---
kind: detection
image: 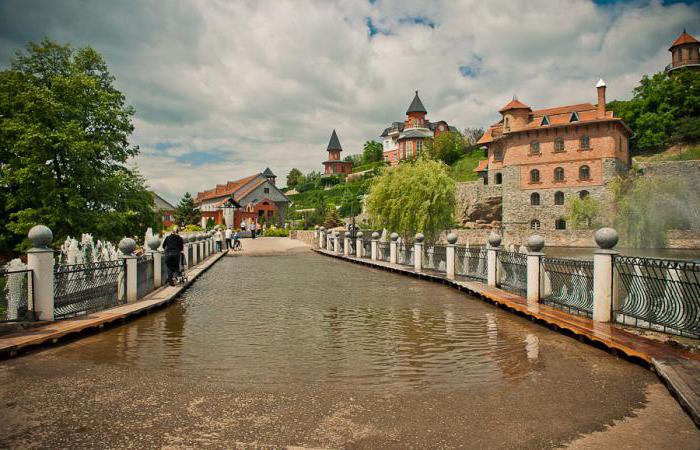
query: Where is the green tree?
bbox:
[564,196,603,229]
[286,168,304,188]
[174,192,200,226]
[0,39,157,250]
[462,127,485,147]
[425,131,465,165]
[366,157,455,243]
[339,186,361,218]
[323,207,344,228]
[362,140,383,163]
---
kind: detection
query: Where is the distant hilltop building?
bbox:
[379,91,457,166]
[151,192,175,228]
[195,168,290,228]
[666,29,700,76]
[323,129,352,176]
[474,80,632,231]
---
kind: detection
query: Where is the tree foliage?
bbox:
[462,127,485,147]
[425,131,465,165]
[174,192,200,226]
[323,208,344,228]
[0,39,157,250]
[366,157,455,243]
[564,196,603,230]
[609,70,700,154]
[362,140,384,163]
[286,168,304,188]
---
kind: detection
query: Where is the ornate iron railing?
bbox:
[377,243,390,261]
[614,256,700,338]
[424,245,447,272]
[456,246,487,281]
[136,254,155,299]
[541,257,594,317]
[0,268,34,322]
[398,244,415,266]
[498,250,527,296]
[54,259,124,318]
[337,238,345,254]
[362,240,372,258]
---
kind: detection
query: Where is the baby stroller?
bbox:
[167,252,189,286]
[232,233,243,251]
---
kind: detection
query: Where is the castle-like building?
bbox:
[666,29,699,76]
[322,129,352,176]
[380,91,457,166]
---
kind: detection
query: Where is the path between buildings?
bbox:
[314,247,700,429]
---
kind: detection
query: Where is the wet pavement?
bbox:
[1,242,698,448]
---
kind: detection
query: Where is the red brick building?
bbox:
[152,192,175,228]
[323,129,352,175]
[380,91,456,166]
[666,29,700,76]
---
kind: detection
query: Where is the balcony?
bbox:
[665,59,700,73]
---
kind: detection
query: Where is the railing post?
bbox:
[192,236,199,265]
[487,231,501,287]
[319,226,326,249]
[344,232,351,256]
[356,231,364,257]
[390,233,398,264]
[446,232,457,280]
[26,225,54,321]
[333,231,340,254]
[593,228,619,322]
[183,238,190,266]
[119,237,138,303]
[371,232,379,260]
[148,236,163,288]
[414,233,424,272]
[526,235,544,303]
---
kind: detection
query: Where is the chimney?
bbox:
[596,79,606,118]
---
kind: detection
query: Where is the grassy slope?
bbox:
[633,145,700,163]
[287,179,371,211]
[449,149,485,182]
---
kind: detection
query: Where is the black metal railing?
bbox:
[398,244,414,266]
[541,257,594,317]
[614,256,700,338]
[54,259,124,319]
[0,268,34,322]
[456,246,487,281]
[362,240,372,258]
[498,251,527,296]
[136,254,155,299]
[161,254,168,285]
[377,242,390,261]
[424,245,447,272]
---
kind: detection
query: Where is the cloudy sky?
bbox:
[1,0,698,203]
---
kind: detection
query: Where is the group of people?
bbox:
[213,226,242,252]
[238,219,258,239]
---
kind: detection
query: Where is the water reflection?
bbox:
[55,254,552,392]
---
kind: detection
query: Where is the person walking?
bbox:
[162,226,184,285]
[240,219,247,233]
[214,227,223,252]
[250,220,257,239]
[224,227,232,250]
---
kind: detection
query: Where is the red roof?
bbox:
[473,159,489,172]
[195,173,260,203]
[499,98,531,113]
[670,30,699,49]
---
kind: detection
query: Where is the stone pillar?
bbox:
[147,236,163,288]
[487,231,501,287]
[371,231,379,261]
[119,237,138,303]
[526,235,545,303]
[414,233,424,272]
[389,233,398,264]
[593,228,619,323]
[319,227,326,249]
[183,239,190,267]
[314,225,319,247]
[26,225,55,321]
[333,232,340,255]
[446,232,457,280]
[192,237,199,265]
[356,231,364,257]
[344,232,351,257]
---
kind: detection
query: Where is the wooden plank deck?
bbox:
[316,248,700,427]
[0,251,227,357]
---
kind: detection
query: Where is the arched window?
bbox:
[554,138,565,152]
[554,191,565,205]
[579,165,591,180]
[555,219,567,230]
[495,173,503,184]
[530,192,540,206]
[579,190,589,199]
[530,141,540,155]
[530,219,541,230]
[554,167,565,182]
[494,146,504,161]
[504,117,510,132]
[530,169,540,183]
[580,135,590,150]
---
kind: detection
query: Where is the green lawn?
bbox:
[449,149,485,182]
[634,146,700,163]
[287,178,371,211]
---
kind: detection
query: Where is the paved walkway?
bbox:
[0,250,227,357]
[315,247,700,428]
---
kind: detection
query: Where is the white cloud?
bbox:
[1,0,698,203]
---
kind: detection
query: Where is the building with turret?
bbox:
[323,129,352,175]
[666,29,700,76]
[380,91,457,166]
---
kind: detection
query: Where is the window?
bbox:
[530,192,540,206]
[504,117,510,132]
[494,147,503,161]
[416,140,423,153]
[530,141,540,155]
[580,135,590,150]
[554,167,565,182]
[579,190,589,199]
[264,187,270,194]
[530,219,541,230]
[554,191,565,205]
[337,164,341,173]
[554,138,565,152]
[406,141,414,158]
[570,111,579,122]
[541,115,550,126]
[495,173,502,184]
[530,169,540,183]
[555,219,567,230]
[579,165,590,180]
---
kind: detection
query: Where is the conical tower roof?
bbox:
[499,96,531,113]
[327,129,342,151]
[262,167,275,178]
[670,29,699,50]
[406,90,427,114]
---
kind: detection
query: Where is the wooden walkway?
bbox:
[0,251,227,358]
[316,248,700,427]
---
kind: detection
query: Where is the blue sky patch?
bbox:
[176,150,230,166]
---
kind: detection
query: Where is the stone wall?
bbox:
[638,160,700,192]
[289,230,316,247]
[454,181,502,226]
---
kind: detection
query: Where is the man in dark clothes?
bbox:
[162,226,185,285]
